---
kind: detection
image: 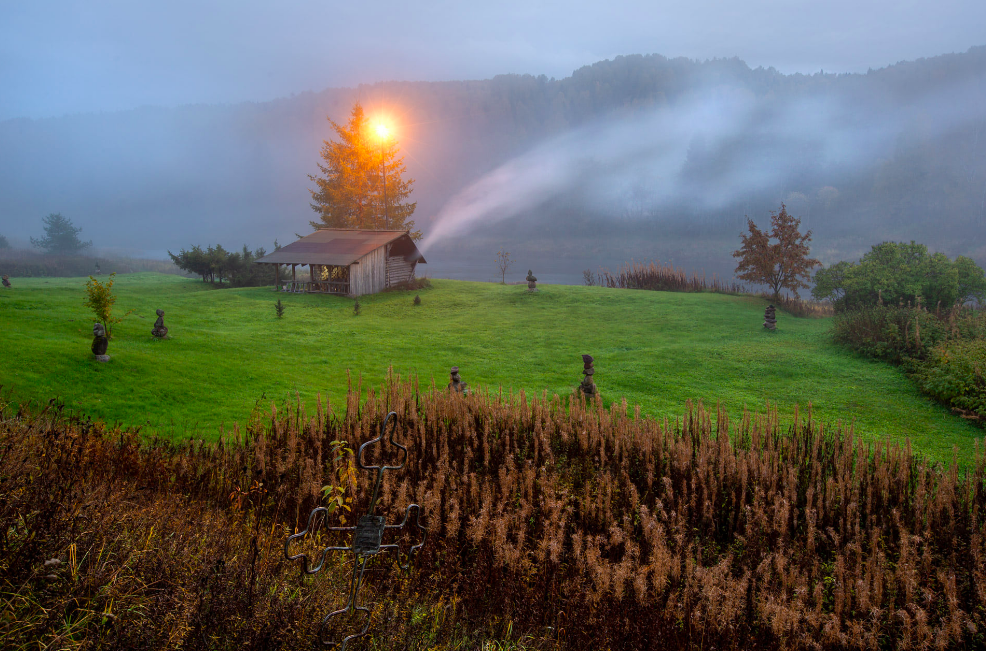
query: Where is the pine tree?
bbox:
[31,213,92,254]
[308,102,419,238]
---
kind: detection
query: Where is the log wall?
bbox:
[386,256,416,286]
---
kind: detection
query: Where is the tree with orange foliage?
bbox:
[308,102,418,238]
[732,204,820,301]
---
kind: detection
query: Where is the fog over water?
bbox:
[422,73,986,255]
[2,40,986,284]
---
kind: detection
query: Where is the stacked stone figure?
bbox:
[91,323,110,362]
[151,309,169,338]
[763,304,777,331]
[2,275,10,288]
[579,354,597,396]
[447,366,469,395]
[526,270,538,292]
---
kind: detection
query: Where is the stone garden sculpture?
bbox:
[526,270,538,292]
[763,304,777,331]
[91,323,110,362]
[151,309,169,338]
[448,366,469,395]
[579,354,597,396]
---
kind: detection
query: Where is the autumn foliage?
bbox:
[82,272,132,337]
[733,204,821,301]
[2,379,986,649]
[308,102,418,237]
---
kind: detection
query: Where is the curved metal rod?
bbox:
[285,507,356,574]
[357,411,407,472]
[357,411,407,515]
[320,555,373,649]
[382,504,428,569]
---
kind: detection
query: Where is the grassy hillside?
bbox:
[0,272,981,462]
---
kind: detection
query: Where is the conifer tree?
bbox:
[308,102,418,238]
[30,213,92,254]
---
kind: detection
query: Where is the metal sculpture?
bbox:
[285,411,426,649]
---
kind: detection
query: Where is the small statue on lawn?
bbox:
[579,354,597,396]
[91,323,110,362]
[448,366,469,395]
[151,309,169,338]
[763,304,777,331]
[526,270,538,292]
[1,275,10,288]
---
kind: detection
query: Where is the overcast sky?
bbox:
[2,0,984,121]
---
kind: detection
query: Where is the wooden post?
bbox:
[292,264,296,291]
[274,264,280,291]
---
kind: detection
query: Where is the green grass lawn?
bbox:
[1,272,982,463]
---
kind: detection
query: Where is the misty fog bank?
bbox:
[2,47,985,282]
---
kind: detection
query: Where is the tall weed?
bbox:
[2,379,985,649]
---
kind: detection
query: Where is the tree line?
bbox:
[167,243,281,287]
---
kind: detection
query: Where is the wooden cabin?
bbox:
[254,229,426,297]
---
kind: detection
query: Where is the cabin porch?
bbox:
[275,263,351,295]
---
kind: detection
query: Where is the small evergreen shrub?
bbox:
[413,294,421,306]
[353,296,361,316]
[275,299,285,319]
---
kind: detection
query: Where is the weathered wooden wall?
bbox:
[350,246,387,296]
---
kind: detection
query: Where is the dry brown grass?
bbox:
[2,378,985,650]
[767,293,835,318]
[584,260,833,318]
[586,261,747,294]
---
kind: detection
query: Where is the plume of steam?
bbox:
[421,74,986,252]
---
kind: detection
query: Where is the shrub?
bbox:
[913,339,986,421]
[833,304,986,364]
[83,272,132,337]
[813,241,986,311]
[765,293,833,318]
[275,299,285,318]
[168,243,279,286]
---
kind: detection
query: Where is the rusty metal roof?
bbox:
[254,229,426,266]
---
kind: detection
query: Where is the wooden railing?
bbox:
[280,280,350,294]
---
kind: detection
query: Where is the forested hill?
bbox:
[1,47,984,276]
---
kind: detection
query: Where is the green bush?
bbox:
[832,305,952,363]
[913,340,986,420]
[168,243,279,286]
[813,241,986,311]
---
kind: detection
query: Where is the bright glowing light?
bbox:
[375,123,390,139]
